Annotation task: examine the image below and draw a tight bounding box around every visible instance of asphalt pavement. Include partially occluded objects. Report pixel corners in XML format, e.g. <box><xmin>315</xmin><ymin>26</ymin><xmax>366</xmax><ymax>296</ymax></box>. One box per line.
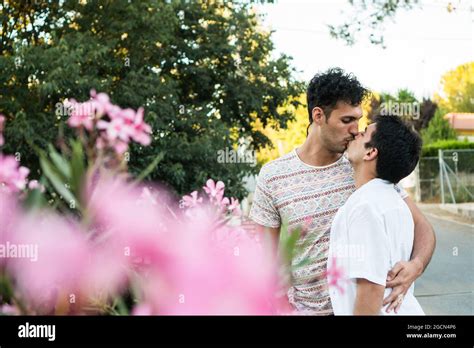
<box><xmin>414</xmin><ymin>205</ymin><xmax>473</xmax><ymax>315</ymax></box>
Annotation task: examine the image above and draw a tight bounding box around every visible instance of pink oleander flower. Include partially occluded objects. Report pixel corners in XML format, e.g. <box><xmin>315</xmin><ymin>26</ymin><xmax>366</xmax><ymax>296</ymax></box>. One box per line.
<box><xmin>130</xmin><ymin>107</ymin><xmax>152</xmax><ymax>146</ymax></box>
<box><xmin>95</xmin><ymin>127</ymin><xmax>129</xmax><ymax>156</ymax></box>
<box><xmin>0</xmin><ymin>114</ymin><xmax>5</xmax><ymax>146</ymax></box>
<box><xmin>0</xmin><ymin>303</ymin><xmax>20</xmax><ymax>315</ymax></box>
<box><xmin>7</xmin><ymin>212</ymin><xmax>127</xmax><ymax>314</ymax></box>
<box><xmin>67</xmin><ymin>90</ymin><xmax>152</xmax><ymax>156</ymax></box>
<box><xmin>86</xmin><ymin>176</ymin><xmax>281</xmax><ymax>315</ymax></box>
<box><xmin>0</xmin><ymin>191</ymin><xmax>19</xmax><ymax>269</ymax></box>
<box><xmin>228</xmin><ymin>197</ymin><xmax>241</xmax><ymax>216</ymax></box>
<box><xmin>90</xmin><ymin>89</ymin><xmax>111</xmax><ymax>117</ymax></box>
<box><xmin>325</xmin><ymin>256</ymin><xmax>347</xmax><ymax>294</ymax></box>
<box><xmin>139</xmin><ymin>208</ymin><xmax>280</xmax><ymax>315</ymax></box>
<box><xmin>97</xmin><ymin>117</ymin><xmax>132</xmax><ymax>143</ymax></box>
<box><xmin>0</xmin><ymin>154</ymin><xmax>30</xmax><ymax>193</ymax></box>
<box><xmin>139</xmin><ymin>187</ymin><xmax>158</xmax><ymax>206</ymax></box>
<box><xmin>86</xmin><ymin>177</ymin><xmax>174</xmax><ymax>271</ymax></box>
<box><xmin>181</xmin><ymin>191</ymin><xmax>203</xmax><ymax>208</ymax></box>
<box><xmin>28</xmin><ymin>179</ymin><xmax>45</xmax><ymax>192</ymax></box>
<box><xmin>7</xmin><ymin>213</ymin><xmax>91</xmax><ymax>313</ymax></box>
<box><xmin>131</xmin><ymin>303</ymin><xmax>153</xmax><ymax>316</ymax></box>
<box><xmin>66</xmin><ymin>99</ymin><xmax>95</xmax><ymax>131</ymax></box>
<box><xmin>203</xmin><ymin>179</ymin><xmax>225</xmax><ymax>202</ymax></box>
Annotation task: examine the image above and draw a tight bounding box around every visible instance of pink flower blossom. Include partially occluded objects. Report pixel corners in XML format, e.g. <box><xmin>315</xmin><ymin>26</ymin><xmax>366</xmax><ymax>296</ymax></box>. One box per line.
<box><xmin>181</xmin><ymin>191</ymin><xmax>203</xmax><ymax>208</ymax></box>
<box><xmin>0</xmin><ymin>191</ymin><xmax>19</xmax><ymax>269</ymax></box>
<box><xmin>97</xmin><ymin>117</ymin><xmax>131</xmax><ymax>143</ymax></box>
<box><xmin>8</xmin><ymin>212</ymin><xmax>127</xmax><ymax>314</ymax></box>
<box><xmin>139</xmin><ymin>208</ymin><xmax>280</xmax><ymax>315</ymax></box>
<box><xmin>228</xmin><ymin>197</ymin><xmax>241</xmax><ymax>216</ymax></box>
<box><xmin>0</xmin><ymin>154</ymin><xmax>30</xmax><ymax>193</ymax></box>
<box><xmin>66</xmin><ymin>90</ymin><xmax>152</xmax><ymax>155</ymax></box>
<box><xmin>130</xmin><ymin>107</ymin><xmax>152</xmax><ymax>146</ymax></box>
<box><xmin>86</xmin><ymin>177</ymin><xmax>281</xmax><ymax>315</ymax></box>
<box><xmin>0</xmin><ymin>303</ymin><xmax>20</xmax><ymax>315</ymax></box>
<box><xmin>28</xmin><ymin>180</ymin><xmax>45</xmax><ymax>192</ymax></box>
<box><xmin>86</xmin><ymin>177</ymin><xmax>173</xmax><ymax>271</ymax></box>
<box><xmin>325</xmin><ymin>256</ymin><xmax>347</xmax><ymax>294</ymax></box>
<box><xmin>7</xmin><ymin>213</ymin><xmax>91</xmax><ymax>313</ymax></box>
<box><xmin>203</xmin><ymin>179</ymin><xmax>225</xmax><ymax>202</ymax></box>
<box><xmin>66</xmin><ymin>99</ymin><xmax>95</xmax><ymax>131</ymax></box>
<box><xmin>131</xmin><ymin>303</ymin><xmax>153</xmax><ymax>315</ymax></box>
<box><xmin>90</xmin><ymin>89</ymin><xmax>111</xmax><ymax>117</ymax></box>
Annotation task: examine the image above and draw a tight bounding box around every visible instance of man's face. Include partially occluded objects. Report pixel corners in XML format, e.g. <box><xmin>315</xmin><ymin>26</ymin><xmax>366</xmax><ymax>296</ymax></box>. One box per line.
<box><xmin>347</xmin><ymin>123</ymin><xmax>377</xmax><ymax>164</ymax></box>
<box><xmin>319</xmin><ymin>101</ymin><xmax>362</xmax><ymax>154</ymax></box>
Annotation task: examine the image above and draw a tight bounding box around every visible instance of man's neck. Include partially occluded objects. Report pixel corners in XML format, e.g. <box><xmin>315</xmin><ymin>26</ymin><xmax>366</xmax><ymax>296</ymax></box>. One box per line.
<box><xmin>353</xmin><ymin>165</ymin><xmax>376</xmax><ymax>189</ymax></box>
<box><xmin>296</xmin><ymin>134</ymin><xmax>342</xmax><ymax>167</ymax></box>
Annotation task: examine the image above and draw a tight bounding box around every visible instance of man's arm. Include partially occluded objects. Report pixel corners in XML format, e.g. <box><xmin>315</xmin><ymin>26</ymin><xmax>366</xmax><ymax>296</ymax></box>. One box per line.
<box><xmin>405</xmin><ymin>196</ymin><xmax>436</xmax><ymax>271</ymax></box>
<box><xmin>383</xmin><ymin>196</ymin><xmax>436</xmax><ymax>312</ymax></box>
<box><xmin>354</xmin><ymin>278</ymin><xmax>385</xmax><ymax>315</ymax></box>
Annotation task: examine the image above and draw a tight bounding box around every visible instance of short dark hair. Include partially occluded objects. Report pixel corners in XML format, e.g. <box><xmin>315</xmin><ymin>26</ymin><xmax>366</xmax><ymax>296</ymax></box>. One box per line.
<box><xmin>306</xmin><ymin>68</ymin><xmax>369</xmax><ymax>133</ymax></box>
<box><xmin>365</xmin><ymin>115</ymin><xmax>422</xmax><ymax>184</ymax></box>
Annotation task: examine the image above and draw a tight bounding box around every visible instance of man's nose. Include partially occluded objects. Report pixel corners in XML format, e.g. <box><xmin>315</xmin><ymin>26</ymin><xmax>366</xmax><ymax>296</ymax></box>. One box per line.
<box><xmin>349</xmin><ymin>124</ymin><xmax>359</xmax><ymax>137</ymax></box>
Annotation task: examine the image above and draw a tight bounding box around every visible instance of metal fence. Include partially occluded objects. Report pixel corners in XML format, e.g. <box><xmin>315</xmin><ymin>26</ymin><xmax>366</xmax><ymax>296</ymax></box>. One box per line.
<box><xmin>417</xmin><ymin>149</ymin><xmax>474</xmax><ymax>204</ymax></box>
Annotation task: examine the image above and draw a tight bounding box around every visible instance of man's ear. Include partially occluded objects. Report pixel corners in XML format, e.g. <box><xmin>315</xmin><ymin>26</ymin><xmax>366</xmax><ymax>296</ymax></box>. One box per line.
<box><xmin>363</xmin><ymin>147</ymin><xmax>378</xmax><ymax>161</ymax></box>
<box><xmin>312</xmin><ymin>107</ymin><xmax>324</xmax><ymax>125</ymax></box>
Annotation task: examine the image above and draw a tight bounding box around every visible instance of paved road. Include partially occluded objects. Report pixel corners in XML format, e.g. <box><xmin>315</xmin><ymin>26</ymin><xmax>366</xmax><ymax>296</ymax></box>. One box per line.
<box><xmin>414</xmin><ymin>206</ymin><xmax>473</xmax><ymax>315</ymax></box>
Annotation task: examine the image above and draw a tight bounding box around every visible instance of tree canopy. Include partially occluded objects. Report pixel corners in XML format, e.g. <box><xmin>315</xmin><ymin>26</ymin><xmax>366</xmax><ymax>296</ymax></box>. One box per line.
<box><xmin>0</xmin><ymin>0</ymin><xmax>303</xmax><ymax>199</ymax></box>
<box><xmin>434</xmin><ymin>61</ymin><xmax>474</xmax><ymax>113</ymax></box>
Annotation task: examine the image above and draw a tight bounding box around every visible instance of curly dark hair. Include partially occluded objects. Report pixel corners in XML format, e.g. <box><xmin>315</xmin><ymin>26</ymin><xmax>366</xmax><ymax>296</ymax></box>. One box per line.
<box><xmin>365</xmin><ymin>115</ymin><xmax>422</xmax><ymax>184</ymax></box>
<box><xmin>306</xmin><ymin>68</ymin><xmax>369</xmax><ymax>134</ymax></box>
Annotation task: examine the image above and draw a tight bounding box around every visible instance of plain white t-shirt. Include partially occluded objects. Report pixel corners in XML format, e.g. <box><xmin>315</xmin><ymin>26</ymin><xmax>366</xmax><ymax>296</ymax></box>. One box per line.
<box><xmin>328</xmin><ymin>178</ymin><xmax>424</xmax><ymax>315</ymax></box>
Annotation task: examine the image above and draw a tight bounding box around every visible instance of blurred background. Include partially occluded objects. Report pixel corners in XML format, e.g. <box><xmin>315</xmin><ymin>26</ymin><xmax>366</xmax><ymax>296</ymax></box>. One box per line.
<box><xmin>0</xmin><ymin>0</ymin><xmax>472</xmax><ymax>314</ymax></box>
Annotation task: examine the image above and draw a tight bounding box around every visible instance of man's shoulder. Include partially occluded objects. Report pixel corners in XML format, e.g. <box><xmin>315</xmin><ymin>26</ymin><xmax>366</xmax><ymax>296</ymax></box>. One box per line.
<box><xmin>348</xmin><ymin>181</ymin><xmax>408</xmax><ymax>218</ymax></box>
<box><xmin>258</xmin><ymin>150</ymin><xmax>299</xmax><ymax>180</ymax></box>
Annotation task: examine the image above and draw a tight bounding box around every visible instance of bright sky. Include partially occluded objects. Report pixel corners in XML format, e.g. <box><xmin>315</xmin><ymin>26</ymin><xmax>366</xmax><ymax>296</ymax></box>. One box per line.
<box><xmin>255</xmin><ymin>0</ymin><xmax>473</xmax><ymax>99</ymax></box>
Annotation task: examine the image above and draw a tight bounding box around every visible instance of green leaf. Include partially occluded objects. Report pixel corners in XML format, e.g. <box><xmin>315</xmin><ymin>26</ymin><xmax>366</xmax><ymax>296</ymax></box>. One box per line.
<box><xmin>23</xmin><ymin>177</ymin><xmax>48</xmax><ymax>210</ymax></box>
<box><xmin>48</xmin><ymin>144</ymin><xmax>71</xmax><ymax>180</ymax></box>
<box><xmin>114</xmin><ymin>296</ymin><xmax>130</xmax><ymax>316</ymax></box>
<box><xmin>278</xmin><ymin>221</ymin><xmax>301</xmax><ymax>264</ymax></box>
<box><xmin>135</xmin><ymin>151</ymin><xmax>165</xmax><ymax>182</ymax></box>
<box><xmin>70</xmin><ymin>139</ymin><xmax>86</xmax><ymax>198</ymax></box>
<box><xmin>39</xmin><ymin>154</ymin><xmax>81</xmax><ymax>211</ymax></box>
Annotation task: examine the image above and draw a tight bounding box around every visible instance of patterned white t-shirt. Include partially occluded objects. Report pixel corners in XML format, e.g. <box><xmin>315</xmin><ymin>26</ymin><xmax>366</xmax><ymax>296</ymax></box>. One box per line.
<box><xmin>249</xmin><ymin>148</ymin><xmax>408</xmax><ymax>315</ymax></box>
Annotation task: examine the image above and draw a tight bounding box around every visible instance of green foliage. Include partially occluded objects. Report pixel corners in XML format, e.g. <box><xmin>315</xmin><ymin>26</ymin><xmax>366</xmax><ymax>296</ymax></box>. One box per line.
<box><xmin>0</xmin><ymin>0</ymin><xmax>303</xmax><ymax>199</ymax></box>
<box><xmin>434</xmin><ymin>61</ymin><xmax>474</xmax><ymax>113</ymax></box>
<box><xmin>421</xmin><ymin>138</ymin><xmax>474</xmax><ymax>157</ymax></box>
<box><xmin>36</xmin><ymin>140</ymin><xmax>86</xmax><ymax>214</ymax></box>
<box><xmin>421</xmin><ymin>109</ymin><xmax>458</xmax><ymax>145</ymax></box>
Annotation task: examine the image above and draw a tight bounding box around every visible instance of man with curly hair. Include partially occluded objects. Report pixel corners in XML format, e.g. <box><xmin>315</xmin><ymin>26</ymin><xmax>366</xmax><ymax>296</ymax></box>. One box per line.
<box><xmin>249</xmin><ymin>68</ymin><xmax>435</xmax><ymax>315</ymax></box>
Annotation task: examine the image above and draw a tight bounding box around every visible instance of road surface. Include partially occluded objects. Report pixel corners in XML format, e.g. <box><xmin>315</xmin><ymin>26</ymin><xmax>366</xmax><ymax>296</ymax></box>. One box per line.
<box><xmin>414</xmin><ymin>205</ymin><xmax>473</xmax><ymax>315</ymax></box>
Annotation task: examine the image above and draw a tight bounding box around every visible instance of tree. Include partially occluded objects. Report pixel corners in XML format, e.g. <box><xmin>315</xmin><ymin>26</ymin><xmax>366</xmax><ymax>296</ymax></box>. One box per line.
<box><xmin>0</xmin><ymin>0</ymin><xmax>303</xmax><ymax>199</ymax></box>
<box><xmin>328</xmin><ymin>0</ymin><xmax>461</xmax><ymax>47</ymax></box>
<box><xmin>366</xmin><ymin>89</ymin><xmax>437</xmax><ymax>132</ymax></box>
<box><xmin>421</xmin><ymin>108</ymin><xmax>457</xmax><ymax>145</ymax></box>
<box><xmin>253</xmin><ymin>94</ymin><xmax>308</xmax><ymax>164</ymax></box>
<box><xmin>328</xmin><ymin>0</ymin><xmax>421</xmax><ymax>47</ymax></box>
<box><xmin>434</xmin><ymin>61</ymin><xmax>474</xmax><ymax>113</ymax></box>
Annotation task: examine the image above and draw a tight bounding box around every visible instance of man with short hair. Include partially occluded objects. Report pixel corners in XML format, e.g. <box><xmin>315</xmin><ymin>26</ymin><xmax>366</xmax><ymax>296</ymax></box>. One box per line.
<box><xmin>328</xmin><ymin>115</ymin><xmax>425</xmax><ymax>315</ymax></box>
<box><xmin>249</xmin><ymin>68</ymin><xmax>435</xmax><ymax>315</ymax></box>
